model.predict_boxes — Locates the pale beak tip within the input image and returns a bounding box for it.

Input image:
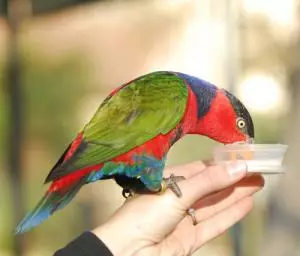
[247,137,254,144]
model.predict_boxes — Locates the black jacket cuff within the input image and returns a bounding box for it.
[54,231,113,256]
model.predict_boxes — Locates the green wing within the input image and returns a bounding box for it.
[48,71,188,181]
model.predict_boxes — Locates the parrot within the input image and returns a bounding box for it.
[15,71,254,234]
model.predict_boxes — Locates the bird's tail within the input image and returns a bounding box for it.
[15,177,86,234]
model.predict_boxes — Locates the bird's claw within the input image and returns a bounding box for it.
[160,173,185,197]
[122,188,136,199]
[122,173,185,199]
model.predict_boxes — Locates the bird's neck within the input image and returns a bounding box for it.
[178,85,199,135]
[188,90,238,143]
[174,73,218,136]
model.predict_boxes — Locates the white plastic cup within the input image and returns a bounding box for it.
[213,144,288,174]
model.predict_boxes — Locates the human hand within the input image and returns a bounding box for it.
[92,161,264,256]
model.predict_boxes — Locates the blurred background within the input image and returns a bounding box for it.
[0,0,299,255]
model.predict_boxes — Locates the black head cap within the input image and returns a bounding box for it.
[222,89,255,140]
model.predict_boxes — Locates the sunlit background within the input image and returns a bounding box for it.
[0,0,300,255]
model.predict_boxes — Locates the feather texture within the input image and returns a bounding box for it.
[15,177,86,234]
[17,70,249,234]
[46,71,189,182]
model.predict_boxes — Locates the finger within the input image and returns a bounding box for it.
[164,161,208,179]
[163,161,247,209]
[193,175,264,222]
[193,196,253,248]
[195,173,264,203]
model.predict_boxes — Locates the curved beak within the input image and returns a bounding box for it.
[246,137,254,144]
[227,137,254,145]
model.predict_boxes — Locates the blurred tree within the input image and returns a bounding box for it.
[0,62,7,157]
[22,53,91,152]
[1,0,99,255]
[232,3,297,256]
[5,0,30,254]
[0,0,113,17]
[32,0,99,14]
[258,67,300,256]
[258,8,300,255]
[20,51,95,252]
[0,0,7,16]
[236,2,300,256]
[238,12,288,142]
[1,45,95,256]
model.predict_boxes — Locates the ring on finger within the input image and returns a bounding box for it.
[187,208,198,225]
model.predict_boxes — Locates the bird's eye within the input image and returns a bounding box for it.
[236,118,246,130]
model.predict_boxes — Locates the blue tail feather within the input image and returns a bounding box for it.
[15,178,85,234]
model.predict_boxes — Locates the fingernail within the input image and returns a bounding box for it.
[226,161,247,179]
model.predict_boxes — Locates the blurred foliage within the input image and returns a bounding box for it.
[0,44,10,252]
[252,114,284,144]
[0,60,7,159]
[0,165,13,252]
[168,136,218,166]
[0,59,11,252]
[22,52,90,153]
[20,50,95,250]
[32,0,100,15]
[242,17,300,77]
[0,43,100,252]
[0,0,7,16]
[0,0,101,16]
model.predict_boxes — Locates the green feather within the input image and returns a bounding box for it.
[49,71,188,181]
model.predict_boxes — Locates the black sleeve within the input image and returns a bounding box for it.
[54,231,113,256]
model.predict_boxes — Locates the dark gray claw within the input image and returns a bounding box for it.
[122,188,135,199]
[161,174,185,197]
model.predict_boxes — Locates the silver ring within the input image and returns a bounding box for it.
[187,208,197,225]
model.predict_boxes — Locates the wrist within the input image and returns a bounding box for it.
[91,221,147,256]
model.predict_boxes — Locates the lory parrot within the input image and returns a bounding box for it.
[15,71,254,234]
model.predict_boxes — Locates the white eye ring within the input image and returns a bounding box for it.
[237,118,246,129]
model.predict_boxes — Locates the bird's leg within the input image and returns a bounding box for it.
[160,173,185,197]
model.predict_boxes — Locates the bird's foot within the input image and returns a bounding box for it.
[122,188,136,200]
[160,174,185,197]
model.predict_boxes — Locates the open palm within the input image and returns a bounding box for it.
[93,161,264,256]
